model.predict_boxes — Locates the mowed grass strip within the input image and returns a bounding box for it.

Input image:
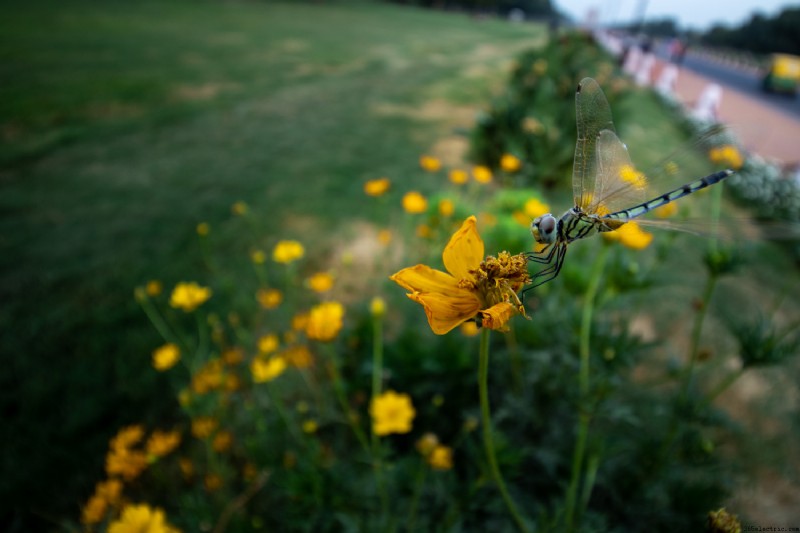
[0,0,544,525]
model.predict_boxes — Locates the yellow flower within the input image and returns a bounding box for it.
[302,419,319,434]
[618,164,647,190]
[283,345,314,368]
[258,333,279,354]
[416,432,439,456]
[524,198,550,219]
[196,222,210,236]
[152,343,180,371]
[428,445,454,470]
[272,240,305,263]
[306,301,345,342]
[256,288,283,309]
[364,177,391,197]
[709,145,744,170]
[370,296,386,318]
[390,216,529,334]
[191,359,224,394]
[204,474,223,492]
[512,210,530,228]
[416,224,431,239]
[251,356,287,383]
[402,191,428,214]
[449,169,469,184]
[438,198,454,217]
[108,504,181,533]
[370,390,416,436]
[707,508,742,533]
[251,249,266,264]
[146,430,181,458]
[377,229,392,245]
[145,280,162,297]
[419,155,442,172]
[212,431,233,452]
[291,311,309,331]
[654,202,678,218]
[500,154,522,173]
[472,166,493,184]
[232,201,248,216]
[81,494,108,525]
[169,282,212,312]
[191,417,218,439]
[602,221,654,250]
[308,272,335,293]
[178,457,194,479]
[105,448,147,481]
[222,347,245,365]
[110,425,145,451]
[460,321,480,336]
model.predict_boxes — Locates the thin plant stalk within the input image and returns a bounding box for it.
[564,243,610,531]
[369,309,390,526]
[478,328,531,533]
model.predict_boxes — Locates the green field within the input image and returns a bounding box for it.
[3,0,800,530]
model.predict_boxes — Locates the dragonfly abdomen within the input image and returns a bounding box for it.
[605,169,733,221]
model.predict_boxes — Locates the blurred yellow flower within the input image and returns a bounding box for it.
[377,229,392,245]
[222,347,245,365]
[169,282,212,312]
[524,198,550,219]
[232,201,248,216]
[258,333,279,354]
[251,356,287,383]
[618,164,647,190]
[370,390,416,436]
[438,198,455,217]
[512,210,530,228]
[472,166,493,184]
[212,431,233,452]
[479,211,497,227]
[152,343,180,371]
[306,301,345,342]
[146,430,181,458]
[191,417,218,439]
[500,154,522,173]
[390,216,529,334]
[178,457,194,479]
[204,474,223,492]
[272,240,305,263]
[707,508,742,533]
[364,177,391,197]
[196,222,210,236]
[308,272,335,293]
[402,191,428,214]
[191,359,224,394]
[284,345,314,368]
[81,479,123,525]
[106,447,147,482]
[302,420,319,434]
[256,288,283,309]
[370,296,386,318]
[416,432,439,456]
[448,168,469,184]
[145,280,162,297]
[602,221,653,250]
[416,224,431,238]
[251,249,266,264]
[709,145,744,170]
[428,444,454,470]
[460,321,480,337]
[110,425,145,451]
[654,202,678,218]
[292,311,309,331]
[108,504,181,533]
[419,155,442,172]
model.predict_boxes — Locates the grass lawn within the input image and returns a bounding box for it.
[0,0,545,526]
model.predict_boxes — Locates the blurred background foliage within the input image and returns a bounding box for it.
[1,0,799,532]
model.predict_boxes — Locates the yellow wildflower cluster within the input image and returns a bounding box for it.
[308,272,335,293]
[448,169,469,184]
[108,503,181,533]
[257,288,283,309]
[419,155,442,172]
[146,430,181,459]
[472,165,493,184]
[106,425,148,481]
[169,282,212,312]
[370,390,416,436]
[402,191,428,214]
[191,416,219,439]
[709,145,744,170]
[272,240,305,263]
[602,221,654,250]
[306,301,345,342]
[251,355,287,383]
[500,153,522,173]
[618,164,647,190]
[415,432,453,470]
[152,343,180,371]
[81,479,123,525]
[191,358,225,394]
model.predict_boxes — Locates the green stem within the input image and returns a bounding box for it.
[325,347,370,453]
[406,461,428,532]
[680,274,718,404]
[565,243,610,531]
[478,328,531,533]
[369,313,389,526]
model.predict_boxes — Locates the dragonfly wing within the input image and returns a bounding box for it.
[573,78,616,211]
[591,129,647,215]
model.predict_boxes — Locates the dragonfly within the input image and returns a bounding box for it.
[526,77,734,289]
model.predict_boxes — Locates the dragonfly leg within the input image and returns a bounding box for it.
[521,244,567,304]
[524,244,556,264]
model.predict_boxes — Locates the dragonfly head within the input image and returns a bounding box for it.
[531,214,557,245]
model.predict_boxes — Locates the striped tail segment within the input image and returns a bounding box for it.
[605,169,734,221]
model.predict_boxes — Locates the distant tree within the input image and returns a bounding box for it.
[701,7,800,55]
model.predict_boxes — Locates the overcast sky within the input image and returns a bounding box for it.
[556,0,797,30]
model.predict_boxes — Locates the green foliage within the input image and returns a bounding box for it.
[702,7,800,56]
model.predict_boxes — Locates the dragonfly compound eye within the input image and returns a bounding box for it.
[531,214,556,244]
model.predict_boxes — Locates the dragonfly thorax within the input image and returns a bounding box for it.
[531,214,558,245]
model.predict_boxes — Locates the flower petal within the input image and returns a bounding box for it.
[408,291,481,335]
[390,265,461,294]
[443,216,484,280]
[480,302,516,332]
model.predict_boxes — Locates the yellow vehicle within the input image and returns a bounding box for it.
[762,53,800,96]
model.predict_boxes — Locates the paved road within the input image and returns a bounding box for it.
[658,46,800,120]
